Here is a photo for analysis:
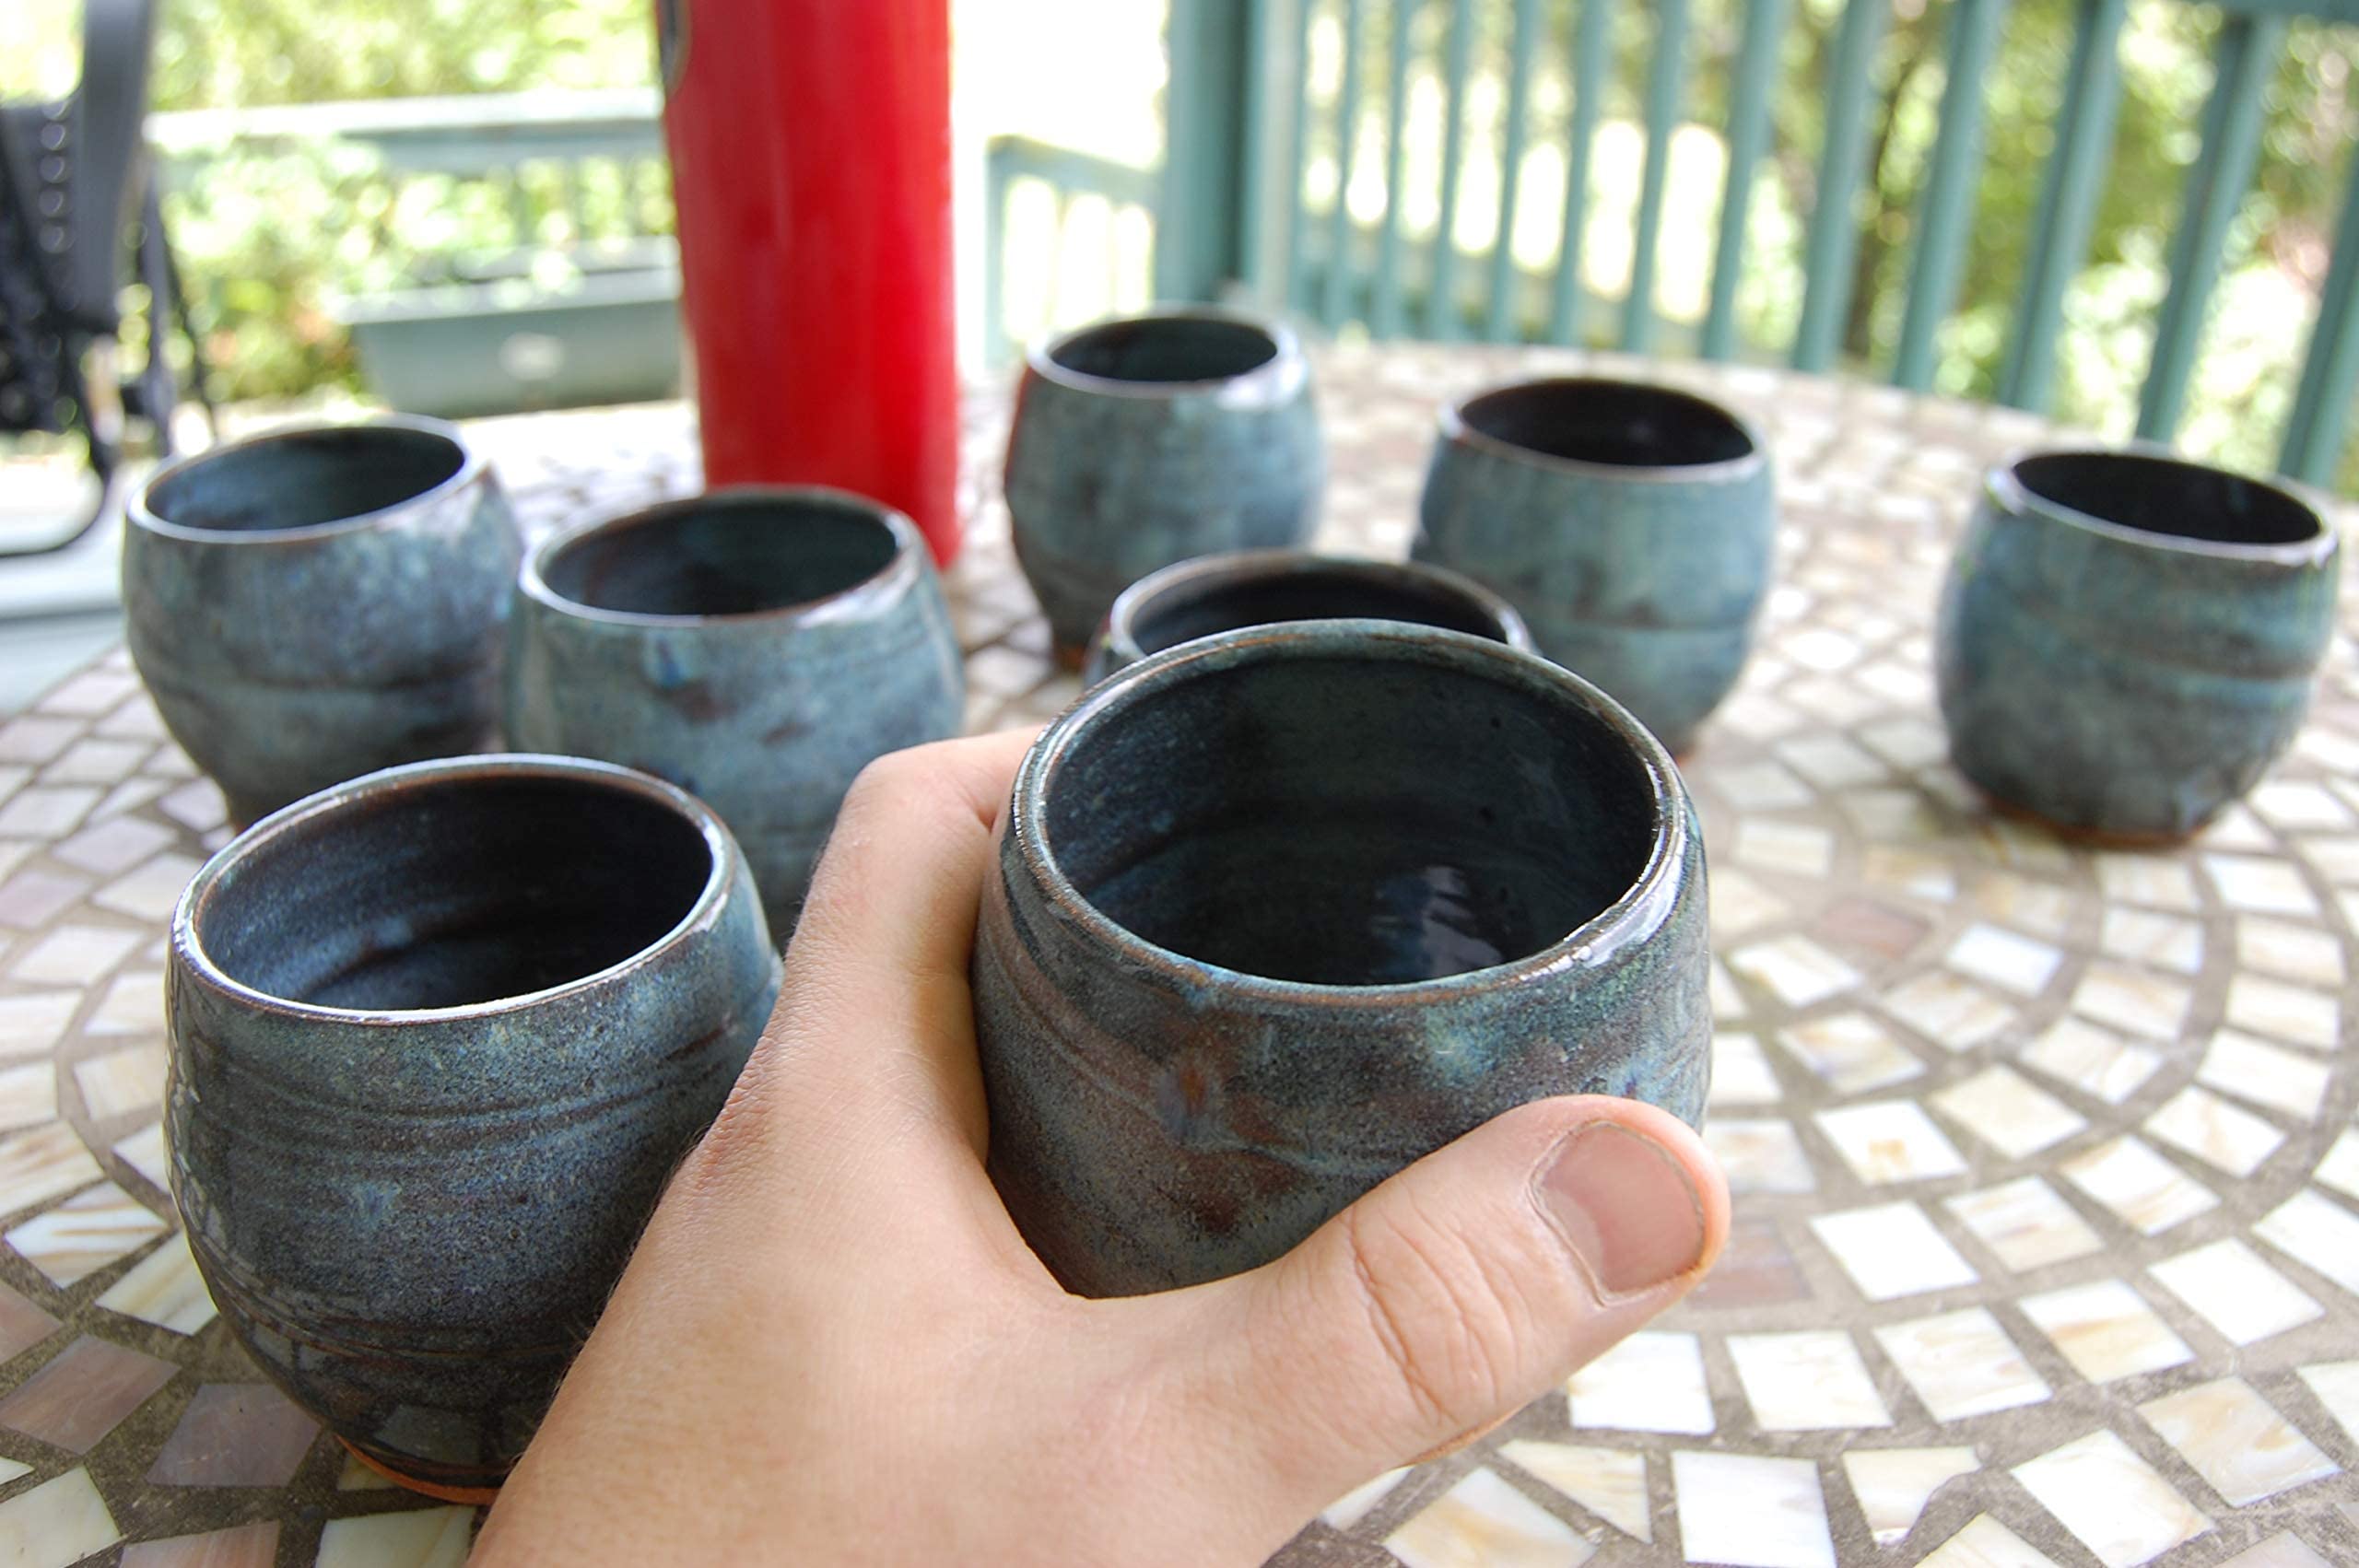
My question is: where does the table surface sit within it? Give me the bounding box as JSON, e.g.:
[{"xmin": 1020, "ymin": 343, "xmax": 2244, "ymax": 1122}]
[{"xmin": 0, "ymin": 346, "xmax": 2351, "ymax": 1566}]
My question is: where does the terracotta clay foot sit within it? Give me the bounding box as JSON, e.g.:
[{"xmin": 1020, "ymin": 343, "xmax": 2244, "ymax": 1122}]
[
  {"xmin": 340, "ymin": 1438, "xmax": 505, "ymax": 1506},
  {"xmin": 1969, "ymin": 778, "xmax": 2201, "ymax": 849},
  {"xmin": 1051, "ymin": 642, "xmax": 1087, "ymax": 673}
]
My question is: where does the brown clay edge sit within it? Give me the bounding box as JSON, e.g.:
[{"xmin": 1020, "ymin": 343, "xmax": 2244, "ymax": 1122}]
[{"xmin": 340, "ymin": 1437, "xmax": 506, "ymax": 1506}]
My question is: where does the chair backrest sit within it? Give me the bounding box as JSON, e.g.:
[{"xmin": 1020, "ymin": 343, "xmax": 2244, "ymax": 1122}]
[{"xmin": 1153, "ymin": 0, "xmax": 2359, "ymax": 489}]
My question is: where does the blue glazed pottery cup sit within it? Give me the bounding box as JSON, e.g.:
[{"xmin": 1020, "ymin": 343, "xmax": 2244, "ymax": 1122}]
[
  {"xmin": 1412, "ymin": 377, "xmax": 1776, "ymax": 755},
  {"xmin": 1004, "ymin": 308, "xmax": 1324, "ymax": 662},
  {"xmin": 508, "ymin": 486, "xmax": 966, "ymax": 933},
  {"xmin": 167, "ymin": 755, "xmax": 781, "ymax": 1496},
  {"xmin": 1080, "ymin": 548, "xmax": 1535, "ymax": 684},
  {"xmin": 973, "ymin": 621, "xmax": 1709, "ymax": 1296},
  {"xmin": 123, "ymin": 417, "xmax": 522, "ymax": 825},
  {"xmin": 1936, "ymin": 449, "xmax": 2341, "ymax": 841}
]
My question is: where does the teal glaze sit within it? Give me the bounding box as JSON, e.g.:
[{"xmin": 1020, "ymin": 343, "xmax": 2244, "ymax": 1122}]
[
  {"xmin": 1413, "ymin": 377, "xmax": 1776, "ymax": 755},
  {"xmin": 973, "ymin": 622, "xmax": 1709, "ymax": 1297},
  {"xmin": 123, "ymin": 418, "xmax": 522, "ymax": 825},
  {"xmin": 509, "ymin": 487, "xmax": 964, "ymax": 935},
  {"xmin": 1936, "ymin": 450, "xmax": 2341, "ymax": 840},
  {"xmin": 166, "ymin": 755, "xmax": 780, "ymax": 1493},
  {"xmin": 1004, "ymin": 309, "xmax": 1323, "ymax": 658}
]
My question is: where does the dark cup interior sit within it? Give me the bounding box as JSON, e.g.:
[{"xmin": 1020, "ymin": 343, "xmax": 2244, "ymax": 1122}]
[
  {"xmin": 1130, "ymin": 567, "xmax": 1508, "ymax": 658},
  {"xmin": 196, "ymin": 773, "xmax": 711, "ymax": 1011},
  {"xmin": 1460, "ymin": 379, "xmax": 1755, "ymax": 468},
  {"xmin": 1049, "ymin": 316, "xmax": 1278, "ymax": 384},
  {"xmin": 146, "ymin": 426, "xmax": 466, "ymax": 533},
  {"xmin": 2013, "ymin": 451, "xmax": 2321, "ymax": 548},
  {"xmin": 1044, "ymin": 646, "xmax": 1657, "ymax": 985},
  {"xmin": 541, "ymin": 495, "xmax": 898, "ymax": 616}
]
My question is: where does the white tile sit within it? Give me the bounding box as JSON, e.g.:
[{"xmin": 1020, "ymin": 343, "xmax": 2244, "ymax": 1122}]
[
  {"xmin": 1856, "ymin": 715, "xmax": 1948, "ymax": 771},
  {"xmin": 110, "ymin": 1121, "xmax": 168, "ymax": 1191},
  {"xmin": 0, "ymin": 1063, "xmax": 53, "ymax": 1137},
  {"xmin": 0, "ymin": 1468, "xmax": 119, "ymax": 1565},
  {"xmin": 0, "ymin": 787, "xmax": 100, "ymax": 838},
  {"xmin": 83, "ymin": 970, "xmax": 162, "ymax": 1036},
  {"xmin": 1567, "ymin": 1331, "xmax": 1713, "ymax": 1435},
  {"xmin": 1860, "ymin": 846, "xmax": 1957, "ymax": 903},
  {"xmin": 2256, "ymin": 1188, "xmax": 2359, "ymax": 1299},
  {"xmin": 11, "ymin": 924, "xmax": 141, "ymax": 986},
  {"xmin": 2018, "ymin": 1019, "xmax": 2160, "ymax": 1106},
  {"xmin": 313, "ymin": 1506, "xmax": 476, "ymax": 1568},
  {"xmin": 2011, "ymin": 1429, "xmax": 2209, "ymax": 1568},
  {"xmin": 89, "ymin": 852, "xmax": 202, "ymax": 924},
  {"xmin": 1879, "ymin": 972, "xmax": 2013, "ymax": 1052},
  {"xmin": 2095, "ymin": 853, "xmax": 2200, "ymax": 911},
  {"xmin": 2296, "ymin": 1361, "xmax": 2359, "ymax": 1452},
  {"xmin": 1777, "ymin": 1013, "xmax": 1923, "ymax": 1096},
  {"xmin": 1708, "ymin": 1033, "xmax": 1781, "ymax": 1107},
  {"xmin": 1813, "ymin": 1101, "xmax": 1966, "ymax": 1184},
  {"xmin": 2070, "ymin": 964, "xmax": 2189, "ymax": 1042},
  {"xmin": 0, "ymin": 993, "xmax": 79, "ymax": 1060},
  {"xmin": 2018, "ymin": 1280, "xmax": 2193, "ymax": 1384},
  {"xmin": 1974, "ymin": 874, "xmax": 2073, "ymax": 940},
  {"xmin": 1730, "ymin": 936, "xmax": 1860, "ymax": 1008},
  {"xmin": 1669, "ymin": 1452, "xmax": 1833, "ymax": 1568},
  {"xmin": 1499, "ymin": 1444, "xmax": 1648, "ymax": 1541},
  {"xmin": 51, "ymin": 815, "xmax": 174, "ymax": 877},
  {"xmin": 1840, "ymin": 1449, "xmax": 1979, "ymax": 1550},
  {"xmin": 1945, "ymin": 924, "xmax": 2061, "ymax": 996},
  {"xmin": 2097, "ymin": 908, "xmax": 2203, "ymax": 974},
  {"xmin": 2147, "ymin": 1238, "xmax": 2323, "ymax": 1345},
  {"xmin": 2141, "ymin": 1376, "xmax": 2338, "ymax": 1506},
  {"xmin": 2203, "ymin": 802, "xmax": 2282, "ymax": 850},
  {"xmin": 2252, "ymin": 779, "xmax": 2353, "ymax": 831},
  {"xmin": 5, "ymin": 1181, "xmax": 167, "ymax": 1287},
  {"xmin": 2058, "ymin": 1137, "xmax": 2218, "ymax": 1235},
  {"xmin": 1317, "ymin": 1467, "xmax": 1407, "ymax": 1531},
  {"xmin": 2143, "ymin": 1085, "xmax": 2285, "ymax": 1176},
  {"xmin": 1943, "ymin": 1178, "xmax": 2103, "ymax": 1272},
  {"xmin": 1843, "ymin": 787, "xmax": 1943, "ymax": 840},
  {"xmin": 1727, "ymin": 1332, "xmax": 1890, "ymax": 1430},
  {"xmin": 1711, "ymin": 960, "xmax": 1746, "ymax": 1021},
  {"xmin": 2199, "ymin": 1032, "xmax": 2331, "ymax": 1122},
  {"xmin": 1874, "ymin": 1308, "xmax": 2050, "ymax": 1422},
  {"xmin": 1931, "ymin": 1067, "xmax": 2086, "ymax": 1159},
  {"xmin": 1735, "ymin": 821, "xmax": 1835, "ymax": 879},
  {"xmin": 1706, "ymin": 1119, "xmax": 1817, "ymax": 1194},
  {"xmin": 2205, "ymin": 853, "xmax": 2318, "ymax": 917},
  {"xmin": 2211, "ymin": 1534, "xmax": 2336, "ymax": 1568},
  {"xmin": 2317, "ymin": 1129, "xmax": 2359, "ymax": 1202},
  {"xmin": 1712, "ymin": 869, "xmax": 1791, "ymax": 937},
  {"xmin": 1914, "ymin": 1515, "xmax": 2061, "ymax": 1568},
  {"xmin": 2236, "ymin": 916, "xmax": 2345, "ymax": 987},
  {"xmin": 94, "ymin": 1232, "xmax": 216, "ymax": 1335},
  {"xmin": 1813, "ymin": 1203, "xmax": 1978, "ymax": 1302},
  {"xmin": 2223, "ymin": 977, "xmax": 2340, "ymax": 1051},
  {"xmin": 1712, "ymin": 760, "xmax": 1814, "ymax": 812},
  {"xmin": 0, "ymin": 1123, "xmax": 103, "ymax": 1218},
  {"xmin": 73, "ymin": 1047, "xmax": 167, "ymax": 1122},
  {"xmin": 1775, "ymin": 732, "xmax": 1885, "ymax": 788},
  {"xmin": 1384, "ymin": 1468, "xmax": 1593, "ymax": 1568},
  {"xmin": 2297, "ymin": 833, "xmax": 2359, "ymax": 884}
]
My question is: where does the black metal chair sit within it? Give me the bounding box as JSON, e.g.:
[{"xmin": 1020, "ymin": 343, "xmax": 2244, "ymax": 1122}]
[{"xmin": 0, "ymin": 0, "xmax": 214, "ymax": 557}]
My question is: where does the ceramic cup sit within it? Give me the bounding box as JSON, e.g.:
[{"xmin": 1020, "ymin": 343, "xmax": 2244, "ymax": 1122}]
[
  {"xmin": 508, "ymin": 486, "xmax": 966, "ymax": 933},
  {"xmin": 1412, "ymin": 376, "xmax": 1775, "ymax": 755},
  {"xmin": 1003, "ymin": 308, "xmax": 1324, "ymax": 662},
  {"xmin": 123, "ymin": 417, "xmax": 522, "ymax": 825},
  {"xmin": 1935, "ymin": 449, "xmax": 2341, "ymax": 841},
  {"xmin": 972, "ymin": 620, "xmax": 1708, "ymax": 1296},
  {"xmin": 166, "ymin": 755, "xmax": 781, "ymax": 1496},
  {"xmin": 1080, "ymin": 548, "xmax": 1536, "ymax": 684}
]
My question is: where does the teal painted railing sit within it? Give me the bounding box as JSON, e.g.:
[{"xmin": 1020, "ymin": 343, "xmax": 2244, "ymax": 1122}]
[
  {"xmin": 988, "ymin": 0, "xmax": 2356, "ymax": 486},
  {"xmin": 981, "ymin": 135, "xmax": 1161, "ymax": 362}
]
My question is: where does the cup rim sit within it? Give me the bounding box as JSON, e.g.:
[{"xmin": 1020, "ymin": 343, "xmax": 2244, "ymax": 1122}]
[
  {"xmin": 1010, "ymin": 620, "xmax": 1690, "ymax": 1001},
  {"xmin": 1096, "ymin": 548, "xmax": 1537, "ymax": 670},
  {"xmin": 171, "ymin": 754, "xmax": 737, "ymax": 1024},
  {"xmin": 1025, "ymin": 305, "xmax": 1306, "ymax": 403},
  {"xmin": 130, "ymin": 415, "xmax": 482, "ymax": 544},
  {"xmin": 1438, "ymin": 375, "xmax": 1768, "ymax": 486},
  {"xmin": 518, "ymin": 485, "xmax": 926, "ymax": 629},
  {"xmin": 1989, "ymin": 444, "xmax": 2339, "ymax": 567}
]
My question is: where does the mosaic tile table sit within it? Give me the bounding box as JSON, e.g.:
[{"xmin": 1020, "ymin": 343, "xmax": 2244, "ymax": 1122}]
[{"xmin": 0, "ymin": 345, "xmax": 2352, "ymax": 1567}]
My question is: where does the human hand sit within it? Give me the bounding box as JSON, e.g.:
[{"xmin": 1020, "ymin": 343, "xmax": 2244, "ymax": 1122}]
[{"xmin": 473, "ymin": 731, "xmax": 1730, "ymax": 1565}]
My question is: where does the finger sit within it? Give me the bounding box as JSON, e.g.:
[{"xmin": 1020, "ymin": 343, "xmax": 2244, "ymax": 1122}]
[{"xmin": 1133, "ymin": 1095, "xmax": 1728, "ymax": 1538}]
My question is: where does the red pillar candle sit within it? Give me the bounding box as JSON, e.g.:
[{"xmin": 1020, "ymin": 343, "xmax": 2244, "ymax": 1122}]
[{"xmin": 660, "ymin": 0, "xmax": 962, "ymax": 564}]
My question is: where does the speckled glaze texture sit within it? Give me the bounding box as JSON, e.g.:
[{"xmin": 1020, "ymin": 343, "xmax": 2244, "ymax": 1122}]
[
  {"xmin": 1003, "ymin": 309, "xmax": 1325, "ymax": 657},
  {"xmin": 1413, "ymin": 377, "xmax": 1775, "ymax": 755},
  {"xmin": 972, "ymin": 622, "xmax": 1708, "ymax": 1297},
  {"xmin": 123, "ymin": 418, "xmax": 522, "ymax": 825},
  {"xmin": 1080, "ymin": 548, "xmax": 1535, "ymax": 684},
  {"xmin": 508, "ymin": 486, "xmax": 964, "ymax": 932},
  {"xmin": 1936, "ymin": 449, "xmax": 2341, "ymax": 840},
  {"xmin": 165, "ymin": 755, "xmax": 780, "ymax": 1494}
]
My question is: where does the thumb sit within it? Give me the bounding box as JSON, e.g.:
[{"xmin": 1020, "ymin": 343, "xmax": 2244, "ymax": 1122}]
[{"xmin": 1143, "ymin": 1096, "xmax": 1727, "ymax": 1540}]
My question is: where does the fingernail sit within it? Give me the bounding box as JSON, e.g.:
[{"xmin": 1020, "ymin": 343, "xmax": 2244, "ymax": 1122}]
[{"xmin": 1536, "ymin": 1121, "xmax": 1707, "ymax": 1300}]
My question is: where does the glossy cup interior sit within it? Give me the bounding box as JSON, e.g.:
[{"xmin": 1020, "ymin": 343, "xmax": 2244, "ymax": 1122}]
[
  {"xmin": 1047, "ymin": 314, "xmax": 1278, "ymax": 384},
  {"xmin": 192, "ymin": 771, "xmax": 714, "ymax": 1012},
  {"xmin": 1123, "ymin": 561, "xmax": 1512, "ymax": 659},
  {"xmin": 1041, "ymin": 636, "xmax": 1658, "ymax": 985},
  {"xmin": 144, "ymin": 424, "xmax": 468, "ymax": 534},
  {"xmin": 2010, "ymin": 451, "xmax": 2323, "ymax": 548},
  {"xmin": 1458, "ymin": 378, "xmax": 1755, "ymax": 468},
  {"xmin": 538, "ymin": 492, "xmax": 899, "ymax": 617}
]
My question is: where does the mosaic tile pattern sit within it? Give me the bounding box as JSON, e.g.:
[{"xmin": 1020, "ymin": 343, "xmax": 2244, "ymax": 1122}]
[{"xmin": 0, "ymin": 352, "xmax": 2350, "ymax": 1562}]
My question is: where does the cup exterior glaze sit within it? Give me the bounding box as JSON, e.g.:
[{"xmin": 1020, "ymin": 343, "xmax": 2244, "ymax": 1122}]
[
  {"xmin": 1081, "ymin": 548, "xmax": 1536, "ymax": 684},
  {"xmin": 1935, "ymin": 451, "xmax": 2341, "ymax": 839},
  {"xmin": 1004, "ymin": 309, "xmax": 1324, "ymax": 657},
  {"xmin": 973, "ymin": 623, "xmax": 1708, "ymax": 1297},
  {"xmin": 123, "ymin": 417, "xmax": 522, "ymax": 825},
  {"xmin": 165, "ymin": 755, "xmax": 781, "ymax": 1493},
  {"xmin": 1412, "ymin": 378, "xmax": 1775, "ymax": 755},
  {"xmin": 508, "ymin": 487, "xmax": 966, "ymax": 933}
]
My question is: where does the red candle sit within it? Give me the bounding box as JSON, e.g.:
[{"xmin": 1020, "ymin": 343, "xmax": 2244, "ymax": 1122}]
[{"xmin": 660, "ymin": 0, "xmax": 962, "ymax": 564}]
